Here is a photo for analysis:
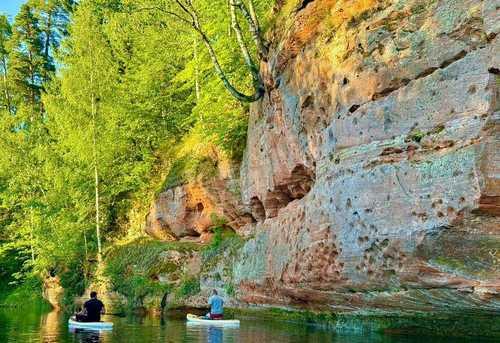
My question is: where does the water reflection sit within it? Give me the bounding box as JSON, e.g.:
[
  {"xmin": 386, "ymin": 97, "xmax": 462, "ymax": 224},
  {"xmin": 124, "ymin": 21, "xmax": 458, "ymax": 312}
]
[
  {"xmin": 40, "ymin": 309, "xmax": 60, "ymax": 342},
  {"xmin": 207, "ymin": 326, "xmax": 223, "ymax": 343},
  {"xmin": 67, "ymin": 320, "xmax": 114, "ymax": 343},
  {"xmin": 186, "ymin": 322, "xmax": 240, "ymax": 343},
  {"xmin": 68, "ymin": 327, "xmax": 102, "ymax": 343},
  {"xmin": 1, "ymin": 306, "xmax": 495, "ymax": 343}
]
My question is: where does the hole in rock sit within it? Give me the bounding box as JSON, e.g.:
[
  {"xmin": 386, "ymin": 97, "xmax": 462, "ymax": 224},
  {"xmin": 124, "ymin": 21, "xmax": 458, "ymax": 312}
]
[
  {"xmin": 196, "ymin": 203, "xmax": 204, "ymax": 212},
  {"xmin": 301, "ymin": 95, "xmax": 314, "ymax": 109},
  {"xmin": 349, "ymin": 104, "xmax": 360, "ymax": 113},
  {"xmin": 296, "ymin": 0, "xmax": 315, "ymax": 12},
  {"xmin": 263, "ymin": 164, "xmax": 315, "ymax": 218},
  {"xmin": 250, "ymin": 196, "xmax": 266, "ymax": 222}
]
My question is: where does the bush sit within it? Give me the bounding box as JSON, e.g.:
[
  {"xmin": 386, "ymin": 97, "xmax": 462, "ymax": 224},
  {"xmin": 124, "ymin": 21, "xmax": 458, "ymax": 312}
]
[
  {"xmin": 201, "ymin": 227, "xmax": 243, "ymax": 264},
  {"xmin": 103, "ymin": 238, "xmax": 198, "ymax": 306},
  {"xmin": 0, "ymin": 276, "xmax": 50, "ymax": 309},
  {"xmin": 174, "ymin": 276, "xmax": 200, "ymax": 299}
]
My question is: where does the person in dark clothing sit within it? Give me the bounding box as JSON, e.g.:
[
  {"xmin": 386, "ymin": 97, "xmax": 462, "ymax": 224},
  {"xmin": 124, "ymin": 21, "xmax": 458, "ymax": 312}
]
[{"xmin": 75, "ymin": 291, "xmax": 105, "ymax": 322}]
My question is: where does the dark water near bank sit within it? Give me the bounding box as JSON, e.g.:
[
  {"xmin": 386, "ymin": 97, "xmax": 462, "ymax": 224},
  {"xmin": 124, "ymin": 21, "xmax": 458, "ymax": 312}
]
[{"xmin": 0, "ymin": 306, "xmax": 496, "ymax": 343}]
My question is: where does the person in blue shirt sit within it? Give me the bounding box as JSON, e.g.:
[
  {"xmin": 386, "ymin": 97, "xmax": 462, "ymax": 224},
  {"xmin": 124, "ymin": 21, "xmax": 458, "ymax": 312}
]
[{"xmin": 207, "ymin": 289, "xmax": 224, "ymax": 319}]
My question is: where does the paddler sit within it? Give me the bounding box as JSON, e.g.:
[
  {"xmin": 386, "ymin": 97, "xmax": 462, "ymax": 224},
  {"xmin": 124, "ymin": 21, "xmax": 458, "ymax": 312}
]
[
  {"xmin": 207, "ymin": 289, "xmax": 224, "ymax": 320},
  {"xmin": 76, "ymin": 291, "xmax": 106, "ymax": 322}
]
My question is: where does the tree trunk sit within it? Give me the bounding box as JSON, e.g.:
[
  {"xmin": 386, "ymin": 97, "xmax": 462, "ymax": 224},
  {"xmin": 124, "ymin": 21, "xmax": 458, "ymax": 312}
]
[
  {"xmin": 29, "ymin": 210, "xmax": 35, "ymax": 264},
  {"xmin": 1, "ymin": 56, "xmax": 13, "ymax": 114},
  {"xmin": 92, "ymin": 99, "xmax": 102, "ymax": 263},
  {"xmin": 90, "ymin": 71, "xmax": 102, "ymax": 263},
  {"xmin": 235, "ymin": 0, "xmax": 268, "ymax": 59},
  {"xmin": 186, "ymin": 2, "xmax": 264, "ymax": 102},
  {"xmin": 83, "ymin": 228, "xmax": 88, "ymax": 283},
  {"xmin": 193, "ymin": 36, "xmax": 200, "ymax": 102},
  {"xmin": 44, "ymin": 12, "xmax": 52, "ymax": 61}
]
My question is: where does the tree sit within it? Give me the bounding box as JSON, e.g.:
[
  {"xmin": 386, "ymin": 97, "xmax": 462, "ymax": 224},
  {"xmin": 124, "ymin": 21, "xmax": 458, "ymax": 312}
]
[
  {"xmin": 0, "ymin": 15, "xmax": 13, "ymax": 114},
  {"xmin": 130, "ymin": 0, "xmax": 268, "ymax": 102},
  {"xmin": 31, "ymin": 0, "xmax": 75, "ymax": 81},
  {"xmin": 0, "ymin": 1, "xmax": 75, "ymax": 288},
  {"xmin": 8, "ymin": 4, "xmax": 46, "ymax": 117}
]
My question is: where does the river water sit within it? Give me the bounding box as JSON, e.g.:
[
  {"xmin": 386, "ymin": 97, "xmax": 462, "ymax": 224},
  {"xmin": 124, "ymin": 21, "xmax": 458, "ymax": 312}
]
[{"xmin": 0, "ymin": 306, "xmax": 495, "ymax": 343}]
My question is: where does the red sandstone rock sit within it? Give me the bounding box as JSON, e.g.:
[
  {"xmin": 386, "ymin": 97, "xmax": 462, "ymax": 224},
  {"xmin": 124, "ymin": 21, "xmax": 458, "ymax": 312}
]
[
  {"xmin": 231, "ymin": 0, "xmax": 500, "ymax": 313},
  {"xmin": 146, "ymin": 0, "xmax": 500, "ymax": 316},
  {"xmin": 145, "ymin": 176, "xmax": 253, "ymax": 242}
]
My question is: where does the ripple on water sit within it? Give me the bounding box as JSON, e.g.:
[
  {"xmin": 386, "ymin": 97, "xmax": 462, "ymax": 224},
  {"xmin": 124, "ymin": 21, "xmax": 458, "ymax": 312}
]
[{"xmin": 0, "ymin": 308, "xmax": 497, "ymax": 343}]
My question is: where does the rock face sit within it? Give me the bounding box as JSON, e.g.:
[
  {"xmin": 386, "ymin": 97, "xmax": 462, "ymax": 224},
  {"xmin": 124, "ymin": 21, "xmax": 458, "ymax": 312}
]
[
  {"xmin": 234, "ymin": 0, "xmax": 499, "ymax": 317},
  {"xmin": 145, "ymin": 0, "xmax": 500, "ymax": 332},
  {"xmin": 145, "ymin": 175, "xmax": 253, "ymax": 242},
  {"xmin": 43, "ymin": 276, "xmax": 64, "ymax": 310}
]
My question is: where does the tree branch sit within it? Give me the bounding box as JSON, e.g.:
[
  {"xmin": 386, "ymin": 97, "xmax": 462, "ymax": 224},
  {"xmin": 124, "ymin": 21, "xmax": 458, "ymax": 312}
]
[
  {"xmin": 134, "ymin": 0, "xmax": 265, "ymax": 102},
  {"xmin": 233, "ymin": 0, "xmax": 268, "ymax": 60},
  {"xmin": 132, "ymin": 6, "xmax": 192, "ymax": 25},
  {"xmin": 229, "ymin": 0, "xmax": 264, "ymax": 97},
  {"xmin": 186, "ymin": 1, "xmax": 263, "ymax": 102}
]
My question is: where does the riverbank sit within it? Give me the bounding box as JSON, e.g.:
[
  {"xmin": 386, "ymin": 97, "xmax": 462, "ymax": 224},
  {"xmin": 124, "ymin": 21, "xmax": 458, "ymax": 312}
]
[{"xmin": 0, "ymin": 283, "xmax": 51, "ymax": 310}]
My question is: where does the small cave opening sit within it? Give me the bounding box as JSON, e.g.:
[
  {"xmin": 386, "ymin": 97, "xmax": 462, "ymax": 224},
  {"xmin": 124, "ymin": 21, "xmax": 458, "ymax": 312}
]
[
  {"xmin": 349, "ymin": 104, "xmax": 360, "ymax": 113},
  {"xmin": 196, "ymin": 202, "xmax": 204, "ymax": 213},
  {"xmin": 301, "ymin": 95, "xmax": 314, "ymax": 110},
  {"xmin": 263, "ymin": 164, "xmax": 315, "ymax": 218},
  {"xmin": 296, "ymin": 0, "xmax": 315, "ymax": 12},
  {"xmin": 250, "ymin": 196, "xmax": 266, "ymax": 222}
]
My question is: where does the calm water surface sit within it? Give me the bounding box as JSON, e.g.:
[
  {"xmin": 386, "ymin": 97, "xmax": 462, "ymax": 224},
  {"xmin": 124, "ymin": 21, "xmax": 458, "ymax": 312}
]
[{"xmin": 0, "ymin": 306, "xmax": 495, "ymax": 343}]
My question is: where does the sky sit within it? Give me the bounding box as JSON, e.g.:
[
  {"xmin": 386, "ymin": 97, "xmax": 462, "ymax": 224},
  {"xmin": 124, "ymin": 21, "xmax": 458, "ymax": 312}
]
[{"xmin": 0, "ymin": 0, "xmax": 24, "ymax": 21}]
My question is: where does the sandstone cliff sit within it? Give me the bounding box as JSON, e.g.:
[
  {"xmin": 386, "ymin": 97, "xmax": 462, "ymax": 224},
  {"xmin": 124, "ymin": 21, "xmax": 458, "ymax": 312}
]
[
  {"xmin": 145, "ymin": 0, "xmax": 499, "ymax": 335},
  {"xmin": 234, "ymin": 0, "xmax": 500, "ymax": 311}
]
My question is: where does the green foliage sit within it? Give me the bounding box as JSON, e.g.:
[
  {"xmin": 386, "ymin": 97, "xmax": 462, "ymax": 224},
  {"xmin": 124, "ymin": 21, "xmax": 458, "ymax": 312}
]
[
  {"xmin": 201, "ymin": 227, "xmax": 244, "ymax": 265},
  {"xmin": 174, "ymin": 276, "xmax": 201, "ymax": 299},
  {"xmin": 0, "ymin": 0, "xmax": 273, "ymax": 308},
  {"xmin": 161, "ymin": 155, "xmax": 218, "ymax": 191},
  {"xmin": 407, "ymin": 124, "xmax": 445, "ymax": 143},
  {"xmin": 210, "ymin": 213, "xmax": 228, "ymax": 228},
  {"xmin": 58, "ymin": 255, "xmax": 89, "ymax": 307},
  {"xmin": 224, "ymin": 283, "xmax": 235, "ymax": 297},
  {"xmin": 408, "ymin": 129, "xmax": 426, "ymax": 143},
  {"xmin": 0, "ymin": 276, "xmax": 49, "ymax": 309},
  {"xmin": 103, "ymin": 238, "xmax": 198, "ymax": 305}
]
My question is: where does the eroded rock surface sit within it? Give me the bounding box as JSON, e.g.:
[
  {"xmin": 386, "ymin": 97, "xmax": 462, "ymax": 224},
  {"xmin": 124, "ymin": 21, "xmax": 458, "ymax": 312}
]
[
  {"xmin": 143, "ymin": 0, "xmax": 500, "ymax": 328},
  {"xmin": 145, "ymin": 176, "xmax": 253, "ymax": 242},
  {"xmin": 234, "ymin": 0, "xmax": 500, "ymax": 315}
]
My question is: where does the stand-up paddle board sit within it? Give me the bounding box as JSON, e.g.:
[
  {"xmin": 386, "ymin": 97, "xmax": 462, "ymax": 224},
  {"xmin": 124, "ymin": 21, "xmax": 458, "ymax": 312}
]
[
  {"xmin": 68, "ymin": 317, "xmax": 113, "ymax": 330},
  {"xmin": 186, "ymin": 314, "xmax": 240, "ymax": 326}
]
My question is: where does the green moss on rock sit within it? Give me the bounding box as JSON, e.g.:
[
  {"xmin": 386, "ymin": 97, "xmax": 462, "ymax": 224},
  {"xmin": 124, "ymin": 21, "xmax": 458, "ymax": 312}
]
[{"xmin": 103, "ymin": 238, "xmax": 199, "ymax": 308}]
